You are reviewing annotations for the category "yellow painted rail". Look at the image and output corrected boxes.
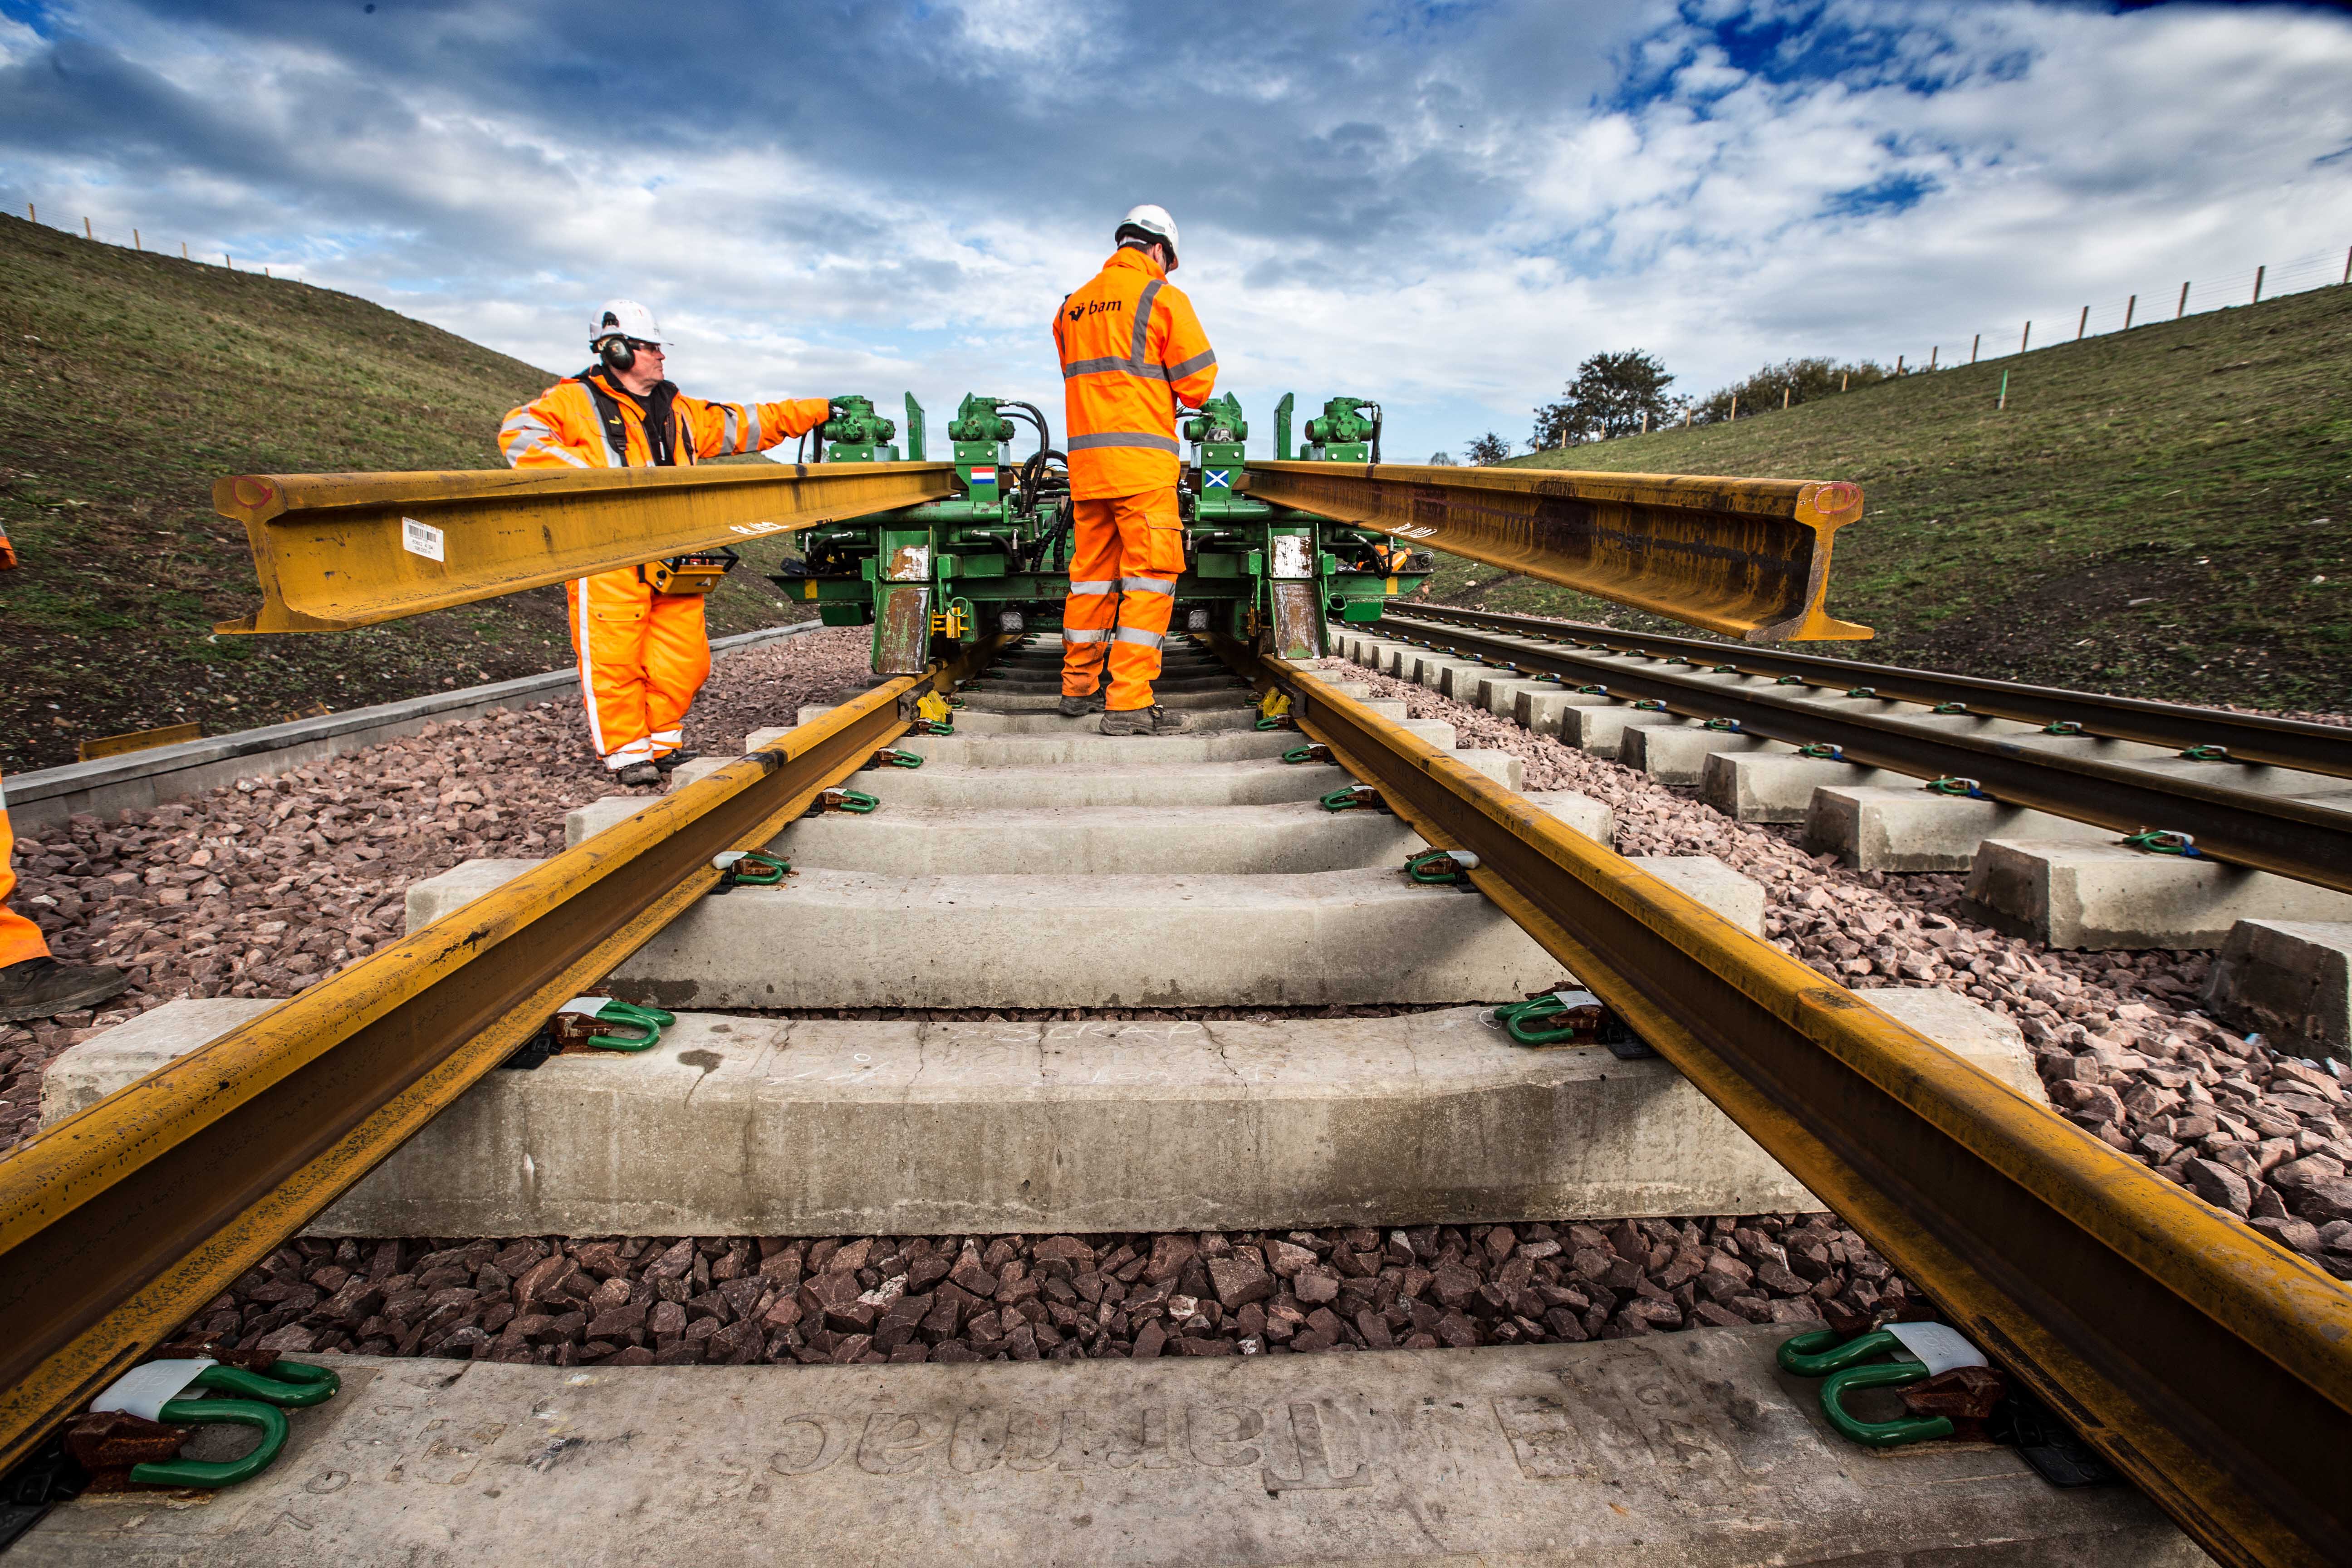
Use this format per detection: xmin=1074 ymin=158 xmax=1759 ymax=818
xmin=0 ymin=645 xmax=997 ymax=1473
xmin=213 ymin=461 xmax=957 ymax=633
xmin=1242 ymin=461 xmax=1869 ymax=642
xmin=1238 ymin=642 xmax=2352 ymax=1568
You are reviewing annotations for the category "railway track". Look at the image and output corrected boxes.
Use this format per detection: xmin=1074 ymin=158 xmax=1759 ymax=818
xmin=1373 ymin=605 xmax=2352 ymax=896
xmin=4 ymin=632 xmax=2347 ymax=1565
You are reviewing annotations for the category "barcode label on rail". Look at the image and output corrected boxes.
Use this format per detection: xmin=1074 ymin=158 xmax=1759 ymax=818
xmin=402 ymin=517 xmax=445 ymax=562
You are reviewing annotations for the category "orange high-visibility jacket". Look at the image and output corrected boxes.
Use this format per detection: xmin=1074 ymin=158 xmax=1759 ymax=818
xmin=499 ymin=369 xmax=832 ymax=470
xmin=1054 ymin=248 xmax=1217 ymax=500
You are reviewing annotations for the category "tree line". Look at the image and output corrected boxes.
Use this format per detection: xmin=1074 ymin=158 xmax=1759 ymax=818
xmin=1435 ymin=349 xmax=1892 ymax=465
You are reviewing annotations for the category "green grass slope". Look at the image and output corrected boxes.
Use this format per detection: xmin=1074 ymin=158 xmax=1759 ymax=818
xmin=1452 ymin=284 xmax=2352 ymax=712
xmin=0 ymin=215 xmax=810 ymax=774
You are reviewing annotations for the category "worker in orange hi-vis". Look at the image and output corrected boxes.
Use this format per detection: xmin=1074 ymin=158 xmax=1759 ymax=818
xmin=1054 ymin=205 xmax=1218 ymax=736
xmin=0 ymin=772 xmax=129 ymax=1023
xmin=500 ymin=300 xmax=836 ymax=785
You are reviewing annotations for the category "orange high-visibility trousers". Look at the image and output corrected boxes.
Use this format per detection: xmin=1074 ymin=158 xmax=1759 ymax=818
xmin=1060 ymin=490 xmax=1184 ymax=712
xmin=566 ymin=568 xmax=712 ymax=770
xmin=0 ymin=773 xmax=51 ymax=969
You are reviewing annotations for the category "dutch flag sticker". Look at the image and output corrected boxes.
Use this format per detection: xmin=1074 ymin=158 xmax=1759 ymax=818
xmin=971 ymin=466 xmax=998 ymax=485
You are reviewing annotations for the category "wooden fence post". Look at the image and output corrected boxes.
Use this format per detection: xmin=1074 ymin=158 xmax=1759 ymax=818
xmin=132 ymin=228 xmax=140 ymax=250
xmin=1730 ymin=394 xmax=1738 ymax=421
xmin=24 ymin=202 xmax=31 ymax=222
xmin=2076 ymin=304 xmax=2087 ymax=340
xmin=82 ymin=216 xmax=91 ymax=239
xmin=1929 ymin=345 xmax=1938 ymax=370
xmin=2177 ymin=280 xmax=2189 ymax=318
xmin=2124 ymin=294 xmax=2136 ymax=330
xmin=1841 ymin=371 xmax=1850 ymax=392
xmin=180 ymin=243 xmax=187 ymax=259
xmin=1684 ymin=408 xmax=1691 ymax=429
xmin=2252 ymin=265 xmax=2264 ymax=305
xmin=1640 ymin=411 xmax=1649 ymax=435
xmin=1970 ymin=333 xmax=1979 ymax=364
xmin=2020 ymin=321 xmax=2031 ymax=353
xmin=2343 ymin=247 xmax=2351 ymax=286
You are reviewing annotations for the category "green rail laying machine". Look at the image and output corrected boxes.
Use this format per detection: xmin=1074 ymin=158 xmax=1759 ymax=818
xmin=773 ymin=392 xmax=1431 ymax=674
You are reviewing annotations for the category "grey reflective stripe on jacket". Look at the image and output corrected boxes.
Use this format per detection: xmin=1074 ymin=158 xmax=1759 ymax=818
xmin=1130 ymin=281 xmax=1162 ymax=363
xmin=1164 ymin=348 xmax=1216 ymax=381
xmin=1068 ymin=431 xmax=1180 ymax=453
xmin=1121 ymin=576 xmax=1176 ymax=596
xmin=1061 ymin=627 xmax=1109 ymax=643
xmin=1068 ymin=578 xmax=1115 ymax=596
xmin=1062 ymin=356 xmax=1168 ymax=381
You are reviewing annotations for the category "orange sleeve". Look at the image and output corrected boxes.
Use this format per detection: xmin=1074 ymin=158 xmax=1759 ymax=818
xmin=498 ymin=382 xmax=595 ymax=468
xmin=1157 ymin=286 xmax=1218 ymax=409
xmin=678 ymin=395 xmax=833 ymax=458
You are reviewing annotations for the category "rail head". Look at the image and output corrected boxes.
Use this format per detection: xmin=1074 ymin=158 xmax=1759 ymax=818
xmin=213 ymin=461 xmax=959 ymax=633
xmin=1240 ymin=460 xmax=1871 ymax=643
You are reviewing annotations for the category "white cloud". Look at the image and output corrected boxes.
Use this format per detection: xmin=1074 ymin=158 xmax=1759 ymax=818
xmin=0 ymin=0 xmax=2346 ymax=460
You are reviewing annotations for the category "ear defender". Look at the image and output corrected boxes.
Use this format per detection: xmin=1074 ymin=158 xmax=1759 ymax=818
xmin=596 ymin=310 xmax=633 ymax=373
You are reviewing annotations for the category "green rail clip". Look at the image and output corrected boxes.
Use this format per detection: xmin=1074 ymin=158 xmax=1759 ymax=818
xmin=806 ymin=788 xmax=881 ymax=817
xmin=1797 ymin=743 xmax=1844 ymax=760
xmin=1282 ymin=744 xmax=1333 ymax=765
xmin=1776 ymin=1323 xmax=1989 ymax=1449
xmin=866 ymin=747 xmax=925 ymax=769
xmin=1925 ymin=776 xmax=1989 ymax=799
xmin=1320 ymin=784 xmax=1384 ymax=813
xmin=2179 ymin=744 xmax=2229 ymax=762
xmin=712 ymin=849 xmax=790 ymax=891
xmin=2122 ymin=828 xmax=2201 ymax=858
xmin=551 ymin=998 xmax=676 ymax=1052
xmin=92 ymin=1358 xmax=343 ymax=1490
xmin=1403 ymin=848 xmax=1479 ymax=886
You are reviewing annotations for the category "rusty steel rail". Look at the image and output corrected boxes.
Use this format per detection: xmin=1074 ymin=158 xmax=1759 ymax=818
xmin=1240 ymin=461 xmax=1870 ymax=642
xmin=214 ymin=461 xmax=957 ymax=632
xmin=0 ymin=644 xmax=991 ymax=1474
xmin=1402 ymin=602 xmax=2352 ymax=779
xmin=1220 ymin=637 xmax=2352 ymax=1568
xmin=1378 ymin=612 xmax=2352 ymax=895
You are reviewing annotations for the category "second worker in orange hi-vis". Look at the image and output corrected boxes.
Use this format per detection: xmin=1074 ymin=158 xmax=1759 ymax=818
xmin=500 ymin=299 xmax=836 ymax=785
xmin=1054 ymin=205 xmax=1218 ymax=736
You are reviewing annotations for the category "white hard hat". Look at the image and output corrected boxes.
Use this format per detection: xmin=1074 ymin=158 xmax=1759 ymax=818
xmin=589 ymin=298 xmax=663 ymax=349
xmin=1116 ymin=204 xmax=1180 ymax=270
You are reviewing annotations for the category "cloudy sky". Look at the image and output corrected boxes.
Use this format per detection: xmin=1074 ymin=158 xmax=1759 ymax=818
xmin=3 ymin=0 xmax=2348 ymax=461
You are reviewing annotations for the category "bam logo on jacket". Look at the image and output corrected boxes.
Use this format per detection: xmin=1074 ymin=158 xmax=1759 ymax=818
xmin=1067 ymin=299 xmax=1127 ymax=322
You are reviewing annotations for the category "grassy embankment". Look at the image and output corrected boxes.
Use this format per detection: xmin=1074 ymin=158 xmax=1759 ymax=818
xmin=0 ymin=215 xmax=813 ymax=773
xmin=1439 ymin=282 xmax=2352 ymax=713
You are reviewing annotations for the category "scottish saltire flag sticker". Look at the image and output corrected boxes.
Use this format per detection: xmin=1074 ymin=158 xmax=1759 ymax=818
xmin=1204 ymin=470 xmax=1231 ymax=489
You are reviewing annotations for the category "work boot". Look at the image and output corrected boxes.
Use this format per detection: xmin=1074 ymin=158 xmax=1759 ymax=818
xmin=652 ymin=750 xmax=702 ymax=774
xmin=1057 ymin=691 xmax=1106 ymax=717
xmin=614 ymin=761 xmax=662 ymax=787
xmin=0 ymin=956 xmax=131 ymax=1024
xmin=1101 ymin=704 xmax=1190 ymax=737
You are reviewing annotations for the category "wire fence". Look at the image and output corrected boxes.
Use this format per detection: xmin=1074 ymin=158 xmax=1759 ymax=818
xmin=1882 ymin=243 xmax=2351 ymax=375
xmin=16 ymin=201 xmax=304 ymax=283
